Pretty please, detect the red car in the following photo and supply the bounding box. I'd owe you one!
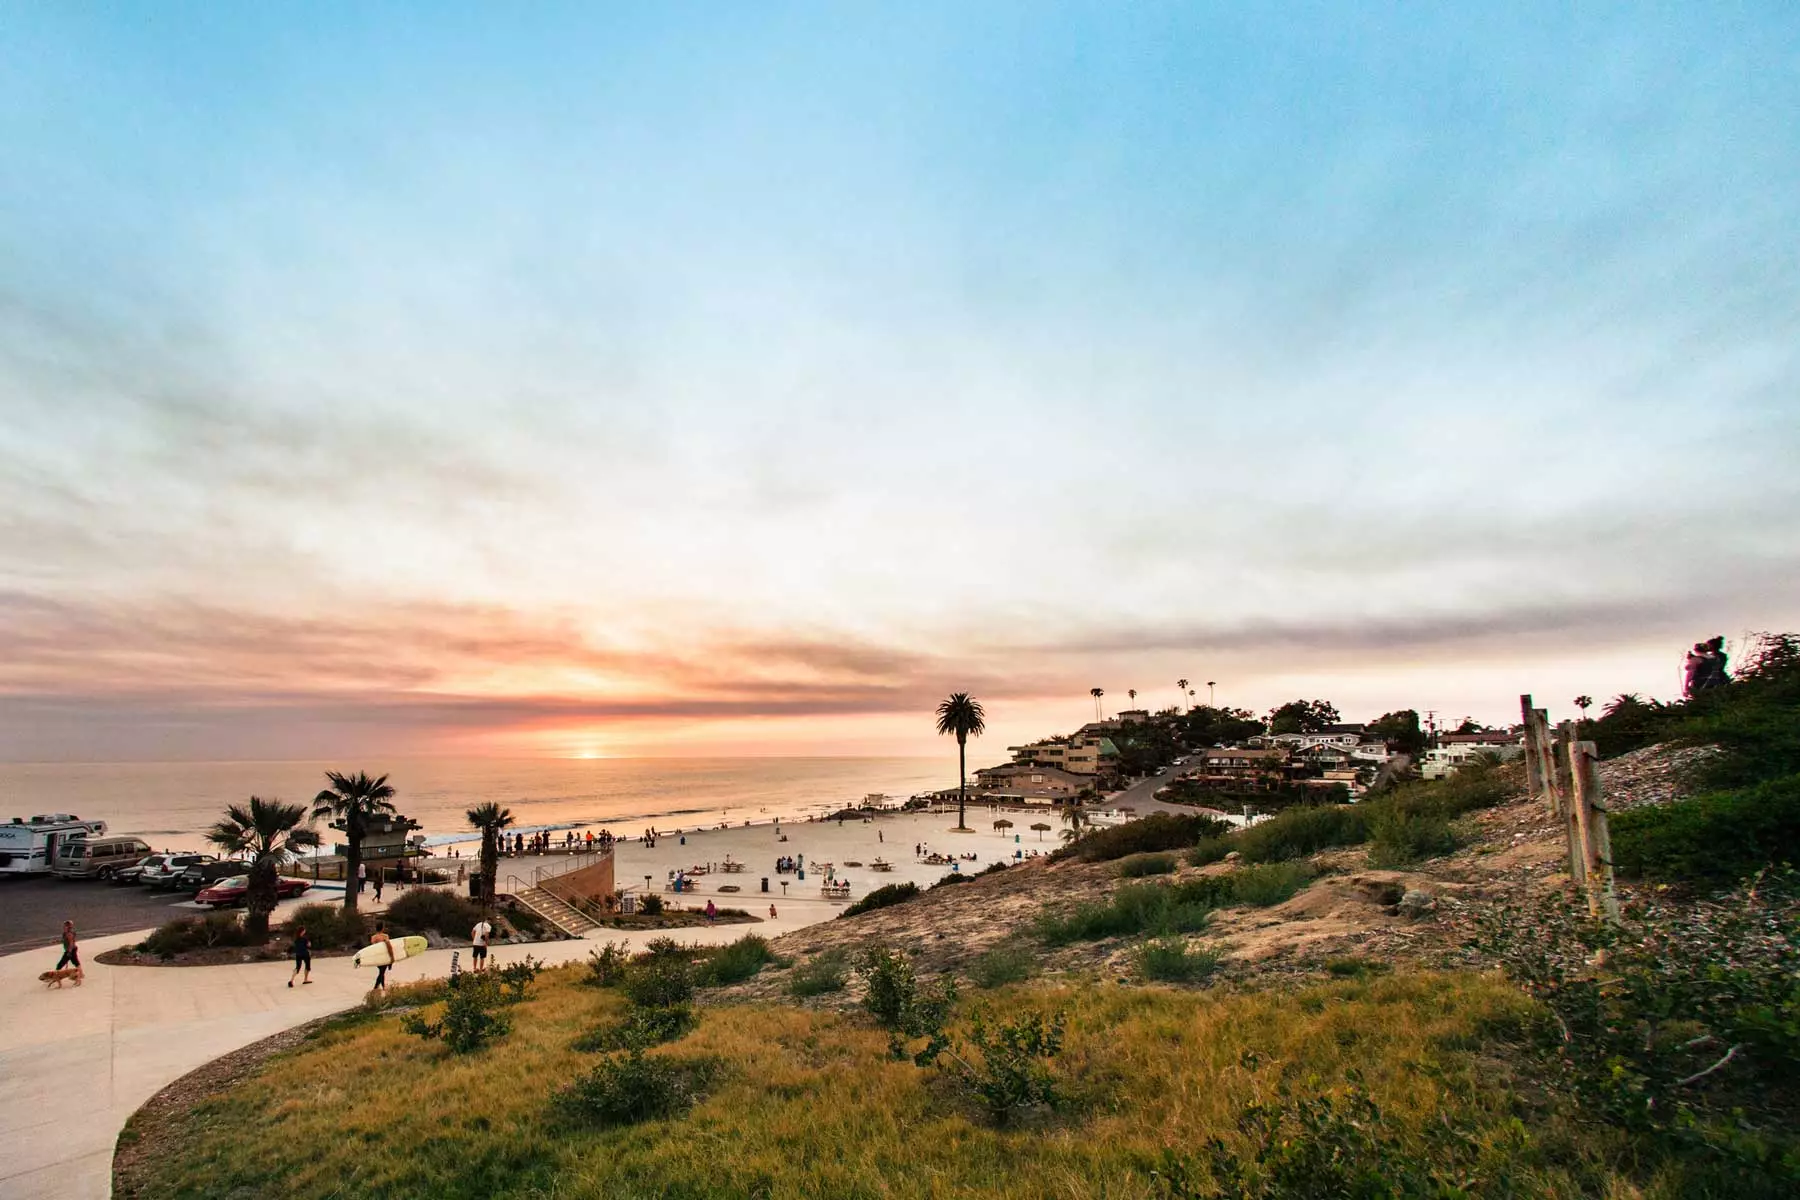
[195,874,311,907]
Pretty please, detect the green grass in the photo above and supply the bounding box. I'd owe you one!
[966,941,1037,989]
[695,934,779,987]
[786,948,850,997]
[117,965,1627,1200]
[1612,775,1800,885]
[1116,852,1178,877]
[1055,812,1232,862]
[1033,881,1213,945]
[1134,937,1220,983]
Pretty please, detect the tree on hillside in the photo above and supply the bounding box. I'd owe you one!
[1179,705,1264,748]
[1127,688,1137,708]
[312,771,397,911]
[1090,687,1105,720]
[466,802,514,913]
[1453,717,1490,734]
[1368,709,1427,755]
[205,797,320,940]
[1574,695,1593,719]
[1266,699,1341,735]
[935,693,987,832]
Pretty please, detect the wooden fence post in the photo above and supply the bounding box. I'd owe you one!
[1554,720,1587,889]
[1533,707,1562,818]
[1520,695,1543,799]
[1571,737,1620,925]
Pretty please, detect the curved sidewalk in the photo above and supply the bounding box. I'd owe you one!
[0,911,813,1198]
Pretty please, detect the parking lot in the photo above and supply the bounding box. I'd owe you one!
[1,875,236,955]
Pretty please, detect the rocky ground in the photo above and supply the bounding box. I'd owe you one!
[727,743,1710,1003]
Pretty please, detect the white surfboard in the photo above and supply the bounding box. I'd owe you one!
[352,935,428,968]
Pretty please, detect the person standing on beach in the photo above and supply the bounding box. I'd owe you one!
[369,922,392,991]
[371,865,384,902]
[356,861,367,897]
[288,926,312,987]
[704,899,717,923]
[55,920,79,972]
[471,917,491,970]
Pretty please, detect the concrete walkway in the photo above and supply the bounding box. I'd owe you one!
[0,904,838,1198]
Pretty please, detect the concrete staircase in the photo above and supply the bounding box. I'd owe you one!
[514,885,601,937]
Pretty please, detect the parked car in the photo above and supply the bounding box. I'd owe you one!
[51,835,154,881]
[195,875,311,908]
[174,860,246,894]
[132,853,215,889]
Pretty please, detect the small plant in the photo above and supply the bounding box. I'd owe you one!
[1135,937,1220,983]
[842,882,920,917]
[1118,852,1178,877]
[1323,956,1390,979]
[696,934,777,986]
[637,892,665,916]
[939,1008,1067,1126]
[583,941,630,987]
[788,949,850,997]
[138,912,259,958]
[282,903,367,950]
[968,941,1036,989]
[1233,804,1369,864]
[495,955,541,1002]
[624,953,695,1009]
[556,1046,720,1126]
[1034,882,1211,945]
[1188,837,1233,866]
[573,1004,696,1052]
[857,946,956,1063]
[400,973,513,1053]
[1366,807,1458,866]
[1227,862,1313,907]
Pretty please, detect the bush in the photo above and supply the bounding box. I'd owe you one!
[1324,956,1391,978]
[637,893,665,917]
[382,888,483,937]
[573,1004,696,1052]
[1188,836,1233,866]
[502,903,549,938]
[1234,805,1369,864]
[1226,862,1314,907]
[1366,808,1459,867]
[583,941,630,988]
[788,949,851,997]
[933,872,974,888]
[1135,937,1221,983]
[556,1047,721,1126]
[1034,882,1211,946]
[281,903,367,950]
[695,934,777,986]
[494,956,541,1002]
[1117,852,1178,878]
[139,912,259,958]
[842,882,920,917]
[968,941,1036,989]
[1056,813,1233,863]
[1612,776,1800,884]
[942,1008,1067,1127]
[857,947,956,1063]
[623,954,695,1009]
[400,973,512,1053]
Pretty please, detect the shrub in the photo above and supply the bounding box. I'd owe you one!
[941,1008,1067,1127]
[556,1047,721,1126]
[1227,862,1314,907]
[281,903,367,950]
[573,1004,696,1052]
[502,903,549,938]
[857,947,956,1063]
[788,948,851,997]
[1324,956,1391,979]
[1234,805,1369,864]
[695,934,777,986]
[623,954,695,1009]
[1117,852,1178,878]
[383,888,483,937]
[583,941,630,988]
[400,973,512,1053]
[139,912,259,958]
[1366,808,1459,867]
[1611,776,1800,884]
[1135,937,1220,983]
[968,941,1036,989]
[933,872,974,888]
[842,882,920,917]
[494,956,541,1002]
[1056,813,1233,863]
[637,893,665,917]
[1188,836,1233,866]
[1034,882,1211,946]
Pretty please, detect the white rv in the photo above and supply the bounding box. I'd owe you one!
[0,814,109,876]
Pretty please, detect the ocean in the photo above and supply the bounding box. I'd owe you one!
[0,757,952,850]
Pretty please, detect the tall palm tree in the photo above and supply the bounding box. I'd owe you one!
[1177,679,1189,709]
[206,797,320,940]
[1207,681,1216,707]
[312,771,397,911]
[466,802,515,913]
[1059,791,1093,843]
[1090,687,1105,720]
[935,693,987,832]
[1127,688,1137,708]
[1574,695,1594,728]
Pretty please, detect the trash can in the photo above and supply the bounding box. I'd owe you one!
[467,877,483,900]
[761,877,769,893]
[797,868,805,881]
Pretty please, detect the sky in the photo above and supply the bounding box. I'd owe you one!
[2,3,1797,763]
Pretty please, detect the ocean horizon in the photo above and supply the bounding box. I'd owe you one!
[0,756,957,848]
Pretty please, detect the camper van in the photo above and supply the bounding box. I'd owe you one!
[52,834,154,880]
[0,814,109,876]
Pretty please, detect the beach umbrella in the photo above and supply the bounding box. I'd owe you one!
[992,818,1013,831]
[1030,822,1052,840]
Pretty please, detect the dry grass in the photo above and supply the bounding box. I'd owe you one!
[119,965,1616,1199]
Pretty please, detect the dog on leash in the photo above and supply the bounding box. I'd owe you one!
[40,967,84,988]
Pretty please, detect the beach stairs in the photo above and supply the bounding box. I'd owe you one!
[514,886,601,938]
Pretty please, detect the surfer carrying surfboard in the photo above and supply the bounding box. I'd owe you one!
[369,922,393,991]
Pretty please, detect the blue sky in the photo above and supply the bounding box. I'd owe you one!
[2,4,1796,760]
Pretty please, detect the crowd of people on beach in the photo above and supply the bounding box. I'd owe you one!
[499,828,618,856]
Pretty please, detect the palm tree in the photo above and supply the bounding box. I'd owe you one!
[467,802,515,913]
[1574,695,1593,717]
[1127,688,1137,709]
[935,693,987,832]
[1059,792,1092,843]
[1177,679,1189,709]
[205,797,320,940]
[312,771,397,911]
[1207,681,1216,707]
[1090,687,1105,720]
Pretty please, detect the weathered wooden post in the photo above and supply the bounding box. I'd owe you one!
[1570,736,1620,925]
[1553,720,1587,888]
[1520,695,1544,799]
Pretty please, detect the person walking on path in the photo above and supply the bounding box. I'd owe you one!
[55,920,79,972]
[288,927,312,987]
[371,866,384,903]
[470,917,491,970]
[356,861,367,897]
[704,899,717,924]
[369,921,393,992]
